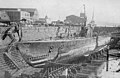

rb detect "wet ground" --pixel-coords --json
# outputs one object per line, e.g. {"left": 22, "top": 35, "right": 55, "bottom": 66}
{"left": 100, "top": 49, "right": 120, "bottom": 78}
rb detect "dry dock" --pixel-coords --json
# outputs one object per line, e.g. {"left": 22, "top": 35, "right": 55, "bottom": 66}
{"left": 0, "top": 37, "right": 120, "bottom": 78}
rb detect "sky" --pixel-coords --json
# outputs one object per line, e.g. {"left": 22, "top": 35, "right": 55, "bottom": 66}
{"left": 0, "top": 0, "right": 120, "bottom": 25}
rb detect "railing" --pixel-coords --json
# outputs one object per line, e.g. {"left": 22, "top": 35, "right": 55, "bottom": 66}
{"left": 0, "top": 49, "right": 12, "bottom": 71}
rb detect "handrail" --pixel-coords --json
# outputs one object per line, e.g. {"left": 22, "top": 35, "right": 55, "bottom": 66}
{"left": 3, "top": 52, "right": 19, "bottom": 70}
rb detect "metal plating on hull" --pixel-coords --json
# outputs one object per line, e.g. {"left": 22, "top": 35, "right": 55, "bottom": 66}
{"left": 16, "top": 37, "right": 97, "bottom": 67}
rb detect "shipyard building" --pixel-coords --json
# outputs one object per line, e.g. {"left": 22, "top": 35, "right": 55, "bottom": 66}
{"left": 64, "top": 13, "right": 87, "bottom": 25}
{"left": 5, "top": 10, "right": 30, "bottom": 22}
{"left": 0, "top": 8, "right": 39, "bottom": 22}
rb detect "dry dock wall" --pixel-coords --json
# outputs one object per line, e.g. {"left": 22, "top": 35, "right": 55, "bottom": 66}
{"left": 21, "top": 26, "right": 119, "bottom": 41}
{"left": 22, "top": 26, "right": 58, "bottom": 40}
{"left": 93, "top": 26, "right": 120, "bottom": 35}
{"left": 0, "top": 26, "right": 111, "bottom": 46}
{"left": 21, "top": 26, "right": 80, "bottom": 41}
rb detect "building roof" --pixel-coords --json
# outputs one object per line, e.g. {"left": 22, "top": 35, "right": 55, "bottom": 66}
{"left": 0, "top": 8, "right": 17, "bottom": 11}
{"left": 20, "top": 8, "right": 36, "bottom": 12}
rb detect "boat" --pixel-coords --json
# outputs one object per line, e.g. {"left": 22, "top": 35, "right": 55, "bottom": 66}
{"left": 0, "top": 5, "right": 110, "bottom": 68}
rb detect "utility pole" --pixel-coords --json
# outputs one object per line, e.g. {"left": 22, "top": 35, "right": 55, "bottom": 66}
{"left": 83, "top": 4, "right": 87, "bottom": 26}
{"left": 106, "top": 46, "right": 109, "bottom": 71}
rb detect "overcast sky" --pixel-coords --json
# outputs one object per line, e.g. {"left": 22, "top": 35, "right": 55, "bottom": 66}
{"left": 0, "top": 0, "right": 120, "bottom": 25}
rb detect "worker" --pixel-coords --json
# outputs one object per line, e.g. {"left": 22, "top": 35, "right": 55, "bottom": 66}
{"left": 1, "top": 23, "right": 20, "bottom": 46}
{"left": 95, "top": 32, "right": 98, "bottom": 48}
